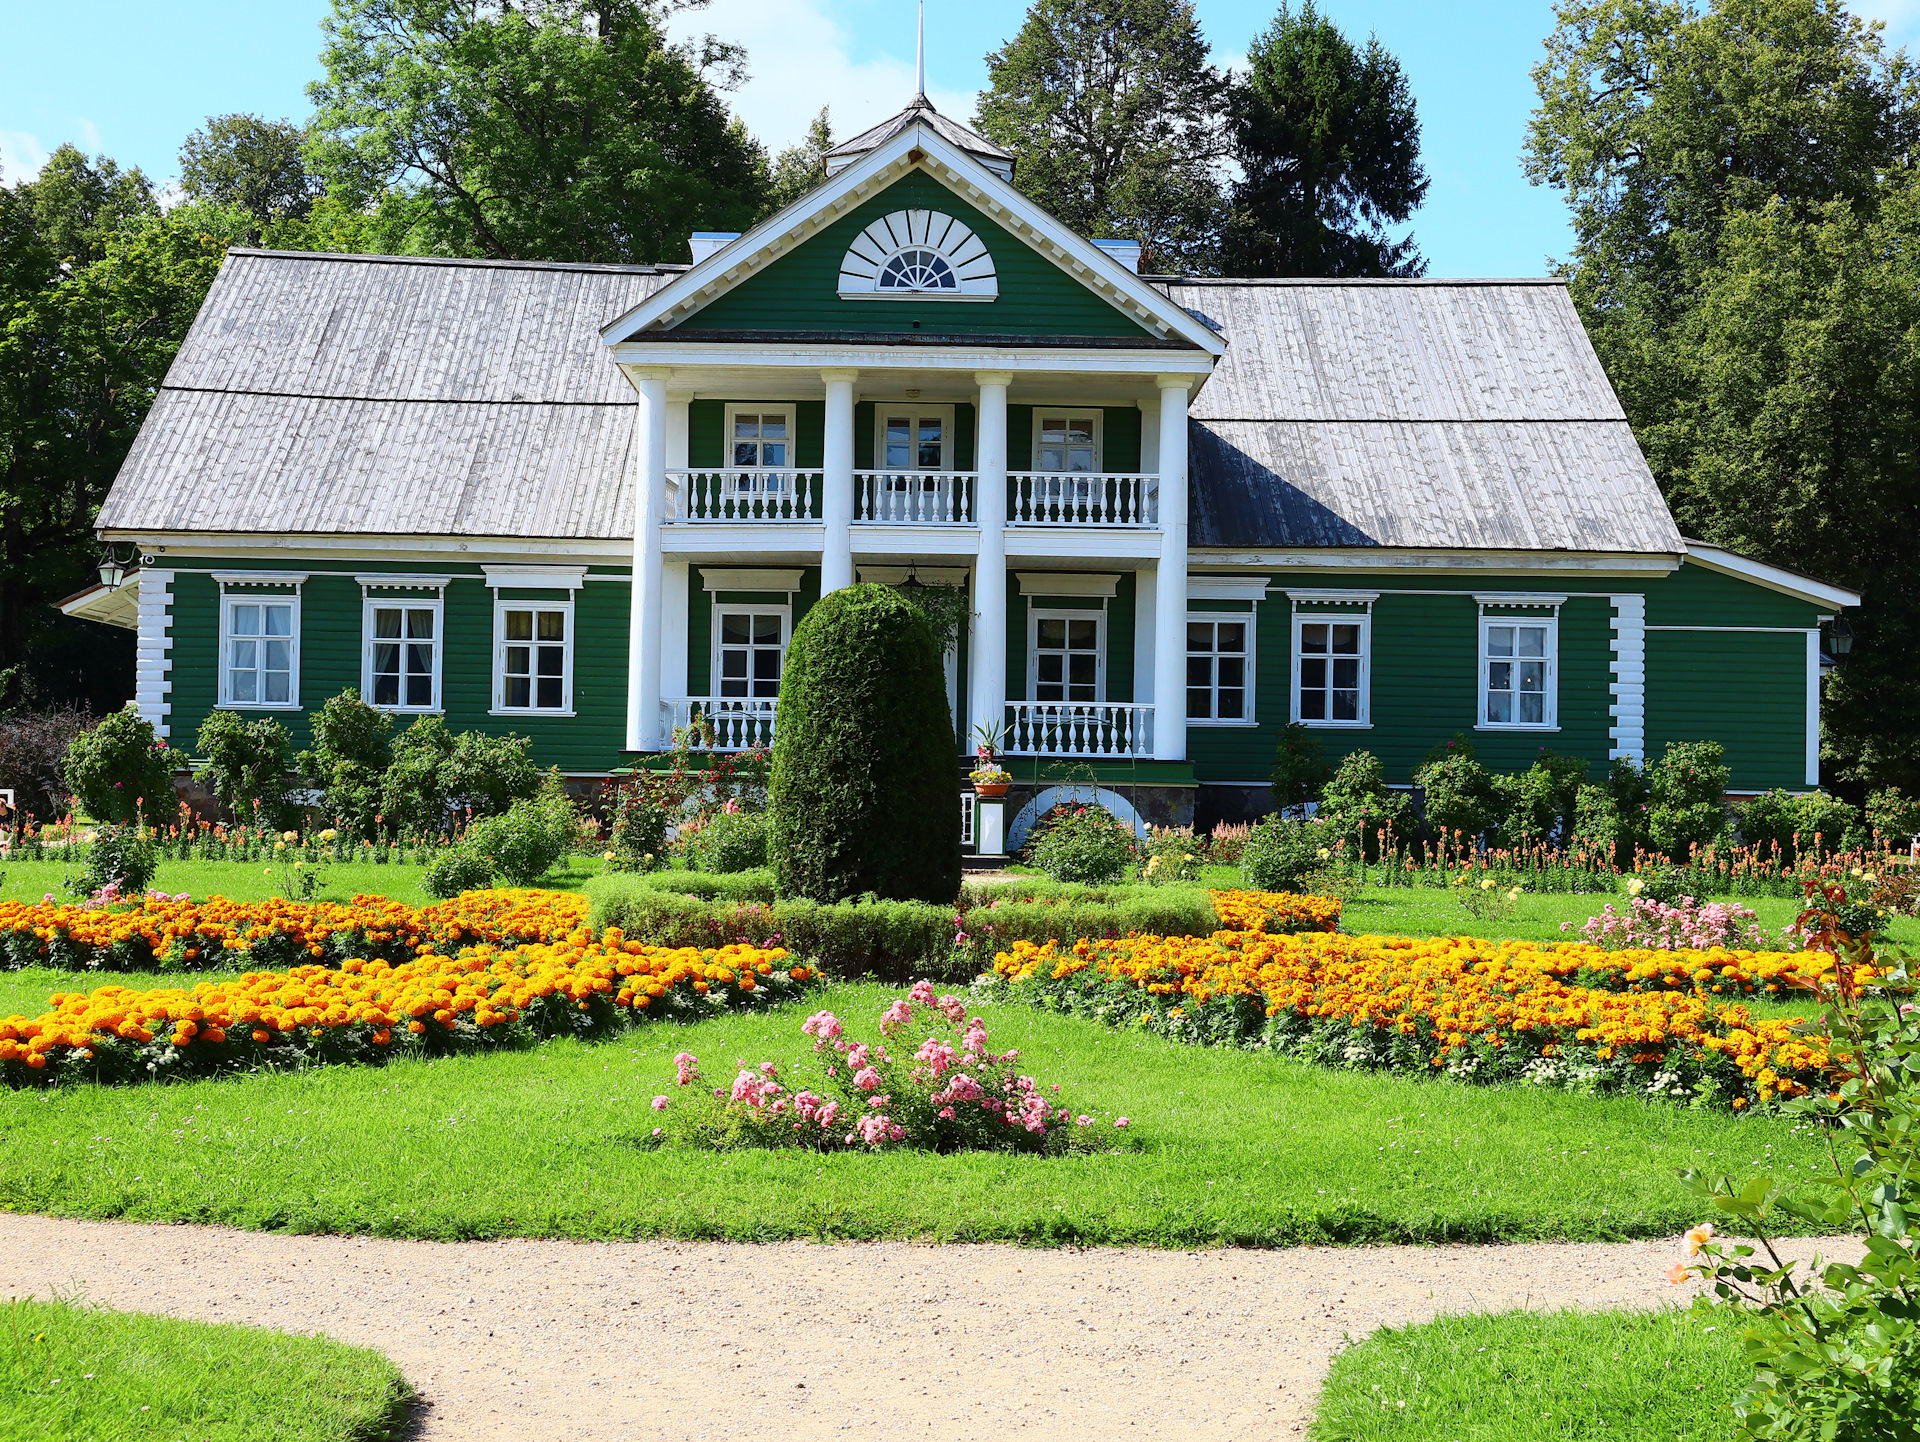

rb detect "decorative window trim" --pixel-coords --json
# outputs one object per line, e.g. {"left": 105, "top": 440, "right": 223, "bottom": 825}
{"left": 1477, "top": 607, "right": 1561, "bottom": 732}
{"left": 491, "top": 597, "right": 575, "bottom": 716}
{"left": 361, "top": 595, "right": 445, "bottom": 715}
{"left": 1189, "top": 574, "right": 1272, "bottom": 603}
{"left": 710, "top": 602, "right": 792, "bottom": 704}
{"left": 837, "top": 210, "right": 998, "bottom": 300}
{"left": 1030, "top": 410, "right": 1104, "bottom": 473}
{"left": 700, "top": 569, "right": 804, "bottom": 595}
{"left": 1290, "top": 605, "right": 1372, "bottom": 728}
{"left": 217, "top": 583, "right": 302, "bottom": 711}
{"left": 481, "top": 565, "right": 586, "bottom": 592}
{"left": 721, "top": 404, "right": 795, "bottom": 473}
{"left": 1028, "top": 606, "right": 1107, "bottom": 703}
{"left": 1186, "top": 612, "right": 1256, "bottom": 727}
{"left": 1015, "top": 571, "right": 1120, "bottom": 599}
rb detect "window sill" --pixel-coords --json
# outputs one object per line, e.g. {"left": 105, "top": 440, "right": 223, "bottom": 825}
{"left": 489, "top": 708, "right": 576, "bottom": 718}
{"left": 1188, "top": 719, "right": 1260, "bottom": 728}
{"left": 373, "top": 707, "right": 444, "bottom": 716}
{"left": 1294, "top": 720, "right": 1372, "bottom": 729}
{"left": 216, "top": 702, "right": 300, "bottom": 712}
{"left": 1474, "top": 724, "right": 1561, "bottom": 733}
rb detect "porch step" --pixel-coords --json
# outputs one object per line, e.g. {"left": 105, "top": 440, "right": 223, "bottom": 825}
{"left": 962, "top": 853, "right": 1011, "bottom": 872}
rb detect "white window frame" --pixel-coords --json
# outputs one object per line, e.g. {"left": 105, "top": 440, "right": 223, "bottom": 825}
{"left": 217, "top": 586, "right": 301, "bottom": 711}
{"left": 1031, "top": 410, "right": 1105, "bottom": 473}
{"left": 1478, "top": 612, "right": 1560, "bottom": 731}
{"left": 722, "top": 404, "right": 796, "bottom": 492}
{"left": 1290, "top": 611, "right": 1371, "bottom": 728}
{"left": 491, "top": 598, "right": 575, "bottom": 716}
{"left": 709, "top": 602, "right": 792, "bottom": 703}
{"left": 1028, "top": 607, "right": 1107, "bottom": 703}
{"left": 1186, "top": 612, "right": 1256, "bottom": 726}
{"left": 361, "top": 596, "right": 444, "bottom": 714}
{"left": 872, "top": 404, "right": 956, "bottom": 475}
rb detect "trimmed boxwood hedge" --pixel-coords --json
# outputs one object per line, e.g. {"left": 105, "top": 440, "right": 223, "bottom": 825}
{"left": 769, "top": 584, "right": 960, "bottom": 904}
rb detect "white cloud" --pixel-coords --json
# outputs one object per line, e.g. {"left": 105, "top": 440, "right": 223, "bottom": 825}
{"left": 0, "top": 130, "right": 49, "bottom": 183}
{"left": 75, "top": 117, "right": 104, "bottom": 155}
{"left": 668, "top": 0, "right": 978, "bottom": 154}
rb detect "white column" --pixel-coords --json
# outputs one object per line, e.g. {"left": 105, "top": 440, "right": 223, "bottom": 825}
{"left": 820, "top": 369, "right": 858, "bottom": 594}
{"left": 662, "top": 561, "right": 690, "bottom": 702}
{"left": 626, "top": 367, "right": 670, "bottom": 751}
{"left": 1133, "top": 565, "right": 1156, "bottom": 705}
{"left": 1152, "top": 376, "right": 1191, "bottom": 761}
{"left": 971, "top": 371, "right": 1012, "bottom": 746}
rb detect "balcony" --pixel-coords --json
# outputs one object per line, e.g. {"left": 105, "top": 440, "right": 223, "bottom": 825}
{"left": 854, "top": 470, "right": 975, "bottom": 524}
{"left": 1009, "top": 473, "right": 1156, "bottom": 527}
{"left": 669, "top": 470, "right": 821, "bottom": 522}
{"left": 1003, "top": 702, "right": 1155, "bottom": 758}
{"left": 664, "top": 470, "right": 1158, "bottom": 528}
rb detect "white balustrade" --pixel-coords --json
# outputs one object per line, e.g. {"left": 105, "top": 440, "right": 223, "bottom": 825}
{"left": 1002, "top": 702, "right": 1155, "bottom": 757}
{"left": 660, "top": 698, "right": 777, "bottom": 750}
{"left": 853, "top": 470, "right": 975, "bottom": 524}
{"left": 1009, "top": 472, "right": 1157, "bottom": 526}
{"left": 669, "top": 470, "right": 820, "bottom": 522}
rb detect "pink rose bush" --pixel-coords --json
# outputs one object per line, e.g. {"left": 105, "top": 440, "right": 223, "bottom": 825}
{"left": 649, "top": 979, "right": 1129, "bottom": 1154}
{"left": 1564, "top": 895, "right": 1779, "bottom": 951}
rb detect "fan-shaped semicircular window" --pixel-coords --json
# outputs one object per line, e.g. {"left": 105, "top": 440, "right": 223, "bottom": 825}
{"left": 838, "top": 210, "right": 998, "bottom": 299}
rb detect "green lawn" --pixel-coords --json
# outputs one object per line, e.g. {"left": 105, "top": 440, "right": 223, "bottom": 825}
{"left": 0, "top": 856, "right": 602, "bottom": 907}
{"left": 0, "top": 1295, "right": 410, "bottom": 1442}
{"left": 1310, "top": 1306, "right": 1744, "bottom": 1442}
{"left": 0, "top": 981, "right": 1830, "bottom": 1246}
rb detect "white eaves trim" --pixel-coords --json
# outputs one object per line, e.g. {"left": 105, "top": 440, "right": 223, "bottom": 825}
{"left": 59, "top": 578, "right": 140, "bottom": 629}
{"left": 598, "top": 122, "right": 1226, "bottom": 357}
{"left": 1684, "top": 542, "right": 1860, "bottom": 610}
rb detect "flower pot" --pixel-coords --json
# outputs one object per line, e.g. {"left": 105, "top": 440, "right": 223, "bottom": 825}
{"left": 973, "top": 782, "right": 1011, "bottom": 799}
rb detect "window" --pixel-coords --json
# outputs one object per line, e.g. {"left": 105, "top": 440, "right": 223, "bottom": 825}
{"left": 714, "top": 607, "right": 787, "bottom": 701}
{"left": 1032, "top": 612, "right": 1102, "bottom": 702}
{"left": 1187, "top": 617, "right": 1252, "bottom": 722}
{"left": 1034, "top": 413, "right": 1101, "bottom": 473}
{"left": 221, "top": 596, "right": 298, "bottom": 708}
{"left": 725, "top": 407, "right": 793, "bottom": 499}
{"left": 364, "top": 599, "right": 440, "bottom": 711}
{"left": 883, "top": 412, "right": 948, "bottom": 472}
{"left": 495, "top": 603, "right": 571, "bottom": 713}
{"left": 1293, "top": 615, "right": 1368, "bottom": 725}
{"left": 1481, "top": 617, "right": 1557, "bottom": 728}
{"left": 879, "top": 248, "right": 956, "bottom": 290}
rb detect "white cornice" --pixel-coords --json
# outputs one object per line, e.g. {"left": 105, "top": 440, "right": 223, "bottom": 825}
{"left": 612, "top": 344, "right": 1211, "bottom": 375}
{"left": 598, "top": 123, "right": 1225, "bottom": 357}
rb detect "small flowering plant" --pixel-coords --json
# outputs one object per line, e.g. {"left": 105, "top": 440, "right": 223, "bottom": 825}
{"left": 649, "top": 981, "right": 1132, "bottom": 1154}
{"left": 1566, "top": 894, "right": 1779, "bottom": 951}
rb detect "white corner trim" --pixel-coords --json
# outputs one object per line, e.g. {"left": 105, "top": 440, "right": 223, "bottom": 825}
{"left": 482, "top": 564, "right": 587, "bottom": 590}
{"left": 1473, "top": 591, "right": 1568, "bottom": 608}
{"left": 1608, "top": 592, "right": 1647, "bottom": 764}
{"left": 1188, "top": 574, "right": 1272, "bottom": 602}
{"left": 700, "top": 568, "right": 806, "bottom": 593}
{"left": 858, "top": 565, "right": 970, "bottom": 585}
{"left": 1016, "top": 571, "right": 1120, "bottom": 598}
{"left": 135, "top": 570, "right": 175, "bottom": 739}
{"left": 1684, "top": 542, "right": 1861, "bottom": 610}
{"left": 355, "top": 573, "right": 453, "bottom": 591}
{"left": 1286, "top": 588, "right": 1379, "bottom": 605}
{"left": 212, "top": 571, "right": 309, "bottom": 587}
{"left": 1806, "top": 628, "right": 1822, "bottom": 787}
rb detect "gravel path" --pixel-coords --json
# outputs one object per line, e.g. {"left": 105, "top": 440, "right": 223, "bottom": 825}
{"left": 1, "top": 1214, "right": 1860, "bottom": 1440}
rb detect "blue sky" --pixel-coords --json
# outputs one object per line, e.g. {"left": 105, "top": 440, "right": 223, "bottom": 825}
{"left": 3, "top": 0, "right": 1916, "bottom": 277}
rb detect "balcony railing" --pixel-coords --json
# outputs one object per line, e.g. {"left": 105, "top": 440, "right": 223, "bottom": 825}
{"left": 854, "top": 470, "right": 975, "bottom": 524}
{"left": 1003, "top": 702, "right": 1155, "bottom": 758}
{"left": 1010, "top": 473, "right": 1156, "bottom": 527}
{"left": 661, "top": 697, "right": 776, "bottom": 750}
{"left": 669, "top": 470, "right": 821, "bottom": 522}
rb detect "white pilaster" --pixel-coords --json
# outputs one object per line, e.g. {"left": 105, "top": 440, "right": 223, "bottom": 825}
{"left": 662, "top": 561, "right": 690, "bottom": 701}
{"left": 1133, "top": 566, "right": 1156, "bottom": 705}
{"left": 820, "top": 369, "right": 858, "bottom": 594}
{"left": 627, "top": 368, "right": 670, "bottom": 751}
{"left": 134, "top": 569, "right": 175, "bottom": 739}
{"left": 1152, "top": 376, "right": 1191, "bottom": 761}
{"left": 970, "top": 370, "right": 1012, "bottom": 745}
{"left": 1806, "top": 628, "right": 1822, "bottom": 787}
{"left": 1608, "top": 592, "right": 1646, "bottom": 763}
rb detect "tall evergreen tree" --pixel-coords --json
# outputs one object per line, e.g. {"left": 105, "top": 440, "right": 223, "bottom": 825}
{"left": 302, "top": 0, "right": 767, "bottom": 264}
{"left": 974, "top": 0, "right": 1226, "bottom": 273}
{"left": 764, "top": 108, "right": 832, "bottom": 215}
{"left": 1525, "top": 0, "right": 1920, "bottom": 790}
{"left": 1223, "top": 2, "right": 1428, "bottom": 277}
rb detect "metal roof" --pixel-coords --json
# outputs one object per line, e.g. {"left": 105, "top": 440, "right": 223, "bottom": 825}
{"left": 823, "top": 95, "right": 1013, "bottom": 178}
{"left": 99, "top": 252, "right": 1684, "bottom": 555}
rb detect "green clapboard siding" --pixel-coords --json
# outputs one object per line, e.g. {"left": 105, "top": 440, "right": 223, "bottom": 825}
{"left": 1648, "top": 560, "right": 1824, "bottom": 629}
{"left": 689, "top": 400, "right": 824, "bottom": 469}
{"left": 1647, "top": 630, "right": 1807, "bottom": 790}
{"left": 682, "top": 172, "right": 1157, "bottom": 339}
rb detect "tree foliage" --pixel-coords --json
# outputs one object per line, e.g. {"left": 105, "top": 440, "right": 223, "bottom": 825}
{"left": 300, "top": 0, "right": 767, "bottom": 263}
{"left": 1525, "top": 0, "right": 1920, "bottom": 791}
{"left": 179, "top": 115, "right": 324, "bottom": 242}
{"left": 1223, "top": 2, "right": 1428, "bottom": 277}
{"left": 765, "top": 107, "right": 833, "bottom": 215}
{"left": 769, "top": 585, "right": 960, "bottom": 904}
{"left": 974, "top": 0, "right": 1227, "bottom": 272}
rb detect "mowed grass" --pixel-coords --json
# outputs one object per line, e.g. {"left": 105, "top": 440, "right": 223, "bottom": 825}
{"left": 0, "top": 982, "right": 1830, "bottom": 1247}
{"left": 0, "top": 857, "right": 601, "bottom": 908}
{"left": 0, "top": 1295, "right": 411, "bottom": 1442}
{"left": 1310, "top": 1306, "right": 1744, "bottom": 1442}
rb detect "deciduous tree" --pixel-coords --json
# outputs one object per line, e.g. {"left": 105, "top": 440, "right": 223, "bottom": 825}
{"left": 179, "top": 115, "right": 324, "bottom": 242}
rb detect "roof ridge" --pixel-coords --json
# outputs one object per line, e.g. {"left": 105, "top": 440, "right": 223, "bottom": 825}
{"left": 224, "top": 248, "right": 671, "bottom": 277}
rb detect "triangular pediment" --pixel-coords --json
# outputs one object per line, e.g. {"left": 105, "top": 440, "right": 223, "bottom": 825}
{"left": 600, "top": 121, "right": 1224, "bottom": 352}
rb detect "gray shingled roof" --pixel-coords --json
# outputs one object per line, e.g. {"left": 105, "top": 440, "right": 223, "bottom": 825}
{"left": 99, "top": 251, "right": 1683, "bottom": 556}
{"left": 1160, "top": 278, "right": 1682, "bottom": 553}
{"left": 823, "top": 96, "right": 1014, "bottom": 176}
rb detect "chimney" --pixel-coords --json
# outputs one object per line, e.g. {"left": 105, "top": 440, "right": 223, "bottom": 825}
{"left": 1092, "top": 238, "right": 1142, "bottom": 274}
{"left": 689, "top": 232, "right": 741, "bottom": 265}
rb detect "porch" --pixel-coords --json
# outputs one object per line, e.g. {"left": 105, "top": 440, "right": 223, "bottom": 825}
{"left": 660, "top": 696, "right": 1158, "bottom": 757}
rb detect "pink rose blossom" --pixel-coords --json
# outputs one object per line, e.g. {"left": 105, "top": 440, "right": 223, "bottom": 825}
{"left": 651, "top": 1095, "right": 670, "bottom": 1112}
{"left": 853, "top": 1066, "right": 882, "bottom": 1091}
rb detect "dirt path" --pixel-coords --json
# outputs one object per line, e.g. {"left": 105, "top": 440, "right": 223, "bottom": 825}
{"left": 0, "top": 1214, "right": 1860, "bottom": 1440}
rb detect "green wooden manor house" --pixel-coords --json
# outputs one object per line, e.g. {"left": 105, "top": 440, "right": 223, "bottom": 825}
{"left": 65, "top": 95, "right": 1857, "bottom": 840}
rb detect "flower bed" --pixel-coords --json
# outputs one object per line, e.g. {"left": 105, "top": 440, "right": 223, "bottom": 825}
{"left": 995, "top": 919, "right": 1836, "bottom": 1107}
{"left": 1, "top": 922, "right": 807, "bottom": 1085}
{"left": 0, "top": 888, "right": 589, "bottom": 973}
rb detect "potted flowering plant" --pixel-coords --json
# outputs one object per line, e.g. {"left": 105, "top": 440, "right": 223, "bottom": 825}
{"left": 968, "top": 724, "right": 1013, "bottom": 797}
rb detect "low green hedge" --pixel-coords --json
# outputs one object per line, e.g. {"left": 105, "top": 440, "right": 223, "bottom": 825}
{"left": 584, "top": 873, "right": 1221, "bottom": 981}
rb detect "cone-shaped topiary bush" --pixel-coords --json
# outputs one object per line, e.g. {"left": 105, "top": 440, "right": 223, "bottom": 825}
{"left": 770, "top": 583, "right": 961, "bottom": 903}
